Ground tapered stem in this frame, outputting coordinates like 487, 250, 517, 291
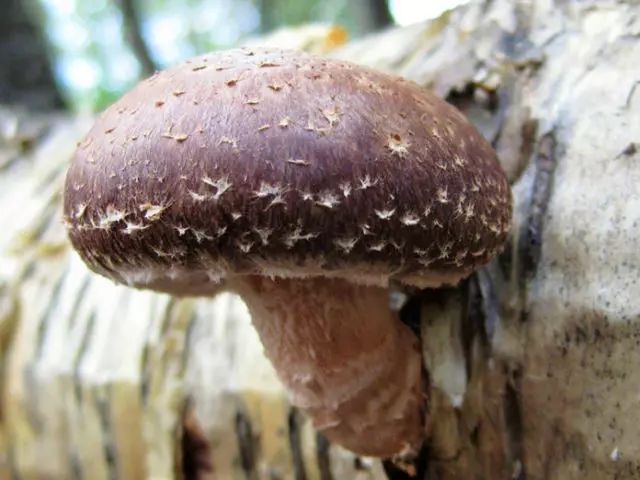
228, 275, 424, 458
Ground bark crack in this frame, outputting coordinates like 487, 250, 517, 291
519, 132, 557, 288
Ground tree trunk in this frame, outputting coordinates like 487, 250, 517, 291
349, 0, 394, 34
368, 0, 393, 30
2, 1, 640, 479
115, 0, 158, 78
0, 0, 64, 110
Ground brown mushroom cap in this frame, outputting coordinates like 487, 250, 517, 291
63, 47, 512, 294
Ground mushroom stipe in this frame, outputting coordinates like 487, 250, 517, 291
63, 47, 512, 458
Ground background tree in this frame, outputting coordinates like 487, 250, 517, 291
115, 0, 159, 78
348, 0, 394, 34
0, 0, 64, 110
34, 0, 414, 111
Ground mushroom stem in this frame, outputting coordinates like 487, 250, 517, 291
228, 275, 425, 458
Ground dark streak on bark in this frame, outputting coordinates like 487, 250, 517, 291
475, 268, 501, 342
494, 86, 512, 142
138, 345, 150, 406
69, 451, 83, 480
504, 373, 525, 480
6, 442, 20, 480
176, 303, 196, 368
287, 408, 307, 480
95, 389, 118, 480
73, 312, 96, 404
235, 410, 257, 479
22, 367, 43, 435
181, 403, 214, 479
141, 298, 191, 406
315, 432, 333, 480
33, 268, 67, 362
139, 296, 161, 406
519, 132, 557, 288
399, 295, 422, 336
462, 276, 484, 376
65, 275, 92, 332
617, 142, 638, 157
624, 80, 640, 109
464, 266, 527, 478
0, 288, 16, 469
23, 201, 61, 252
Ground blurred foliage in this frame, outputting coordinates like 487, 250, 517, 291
35, 0, 394, 112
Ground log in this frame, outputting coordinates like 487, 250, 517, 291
1, 1, 640, 478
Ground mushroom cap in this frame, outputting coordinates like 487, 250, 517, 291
63, 47, 512, 294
